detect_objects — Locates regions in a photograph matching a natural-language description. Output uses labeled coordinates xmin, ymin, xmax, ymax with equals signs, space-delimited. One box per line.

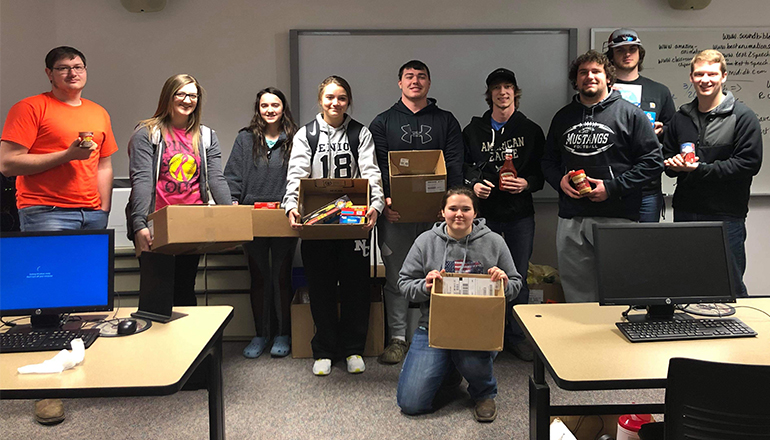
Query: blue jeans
xmin=397 ymin=327 xmax=497 ymax=415
xmin=639 ymin=193 xmax=664 ymax=223
xmin=19 ymin=206 xmax=109 ymax=231
xmin=673 ymin=211 xmax=748 ymax=297
xmin=486 ymin=216 xmax=535 ymax=346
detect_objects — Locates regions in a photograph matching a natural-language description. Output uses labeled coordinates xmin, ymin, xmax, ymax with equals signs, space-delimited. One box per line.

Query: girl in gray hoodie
xmin=396 ymin=187 xmax=522 ymax=423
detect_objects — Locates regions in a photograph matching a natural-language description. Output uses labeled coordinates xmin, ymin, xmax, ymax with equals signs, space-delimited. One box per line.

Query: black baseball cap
xmin=486 ymin=68 xmax=517 ymax=87
xmin=606 ymin=29 xmax=642 ymax=50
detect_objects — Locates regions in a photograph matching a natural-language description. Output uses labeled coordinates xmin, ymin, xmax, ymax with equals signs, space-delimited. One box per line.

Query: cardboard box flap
xmin=309 ymin=179 xmax=359 ymax=189
xmin=432 ymin=272 xmax=504 ymax=297
xmin=389 ymin=150 xmax=447 ymax=176
xmin=299 ymin=178 xmax=369 ymax=214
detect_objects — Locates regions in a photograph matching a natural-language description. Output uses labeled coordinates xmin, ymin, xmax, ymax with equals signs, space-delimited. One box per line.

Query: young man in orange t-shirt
xmin=0 ymin=46 xmax=118 ymax=232
xmin=0 ymin=46 xmax=118 ymax=427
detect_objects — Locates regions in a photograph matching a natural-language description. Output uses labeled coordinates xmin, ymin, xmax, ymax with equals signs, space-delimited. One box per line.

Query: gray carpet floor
xmin=0 ymin=342 xmax=663 ymax=439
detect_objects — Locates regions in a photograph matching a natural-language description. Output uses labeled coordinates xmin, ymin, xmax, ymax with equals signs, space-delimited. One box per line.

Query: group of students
xmin=1 ymin=26 xmax=763 ymax=424
xmin=127 ymin=68 xmax=514 ymax=421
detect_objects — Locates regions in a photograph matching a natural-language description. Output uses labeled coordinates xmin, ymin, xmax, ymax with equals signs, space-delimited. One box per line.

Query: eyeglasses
xmin=174 ymin=92 xmax=199 ymax=101
xmin=52 ymin=65 xmax=86 ymax=74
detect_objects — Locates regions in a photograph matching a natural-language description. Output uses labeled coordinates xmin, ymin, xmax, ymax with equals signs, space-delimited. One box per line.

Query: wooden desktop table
xmin=512 ymin=298 xmax=770 ymax=440
xmin=0 ymin=306 xmax=233 ymax=440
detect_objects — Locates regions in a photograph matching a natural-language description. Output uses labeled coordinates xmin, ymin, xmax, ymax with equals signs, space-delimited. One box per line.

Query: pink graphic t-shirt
xmin=155 ymin=127 xmax=202 ymax=210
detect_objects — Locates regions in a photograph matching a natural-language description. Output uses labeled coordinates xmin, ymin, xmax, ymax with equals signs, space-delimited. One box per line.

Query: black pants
xmin=243 ymin=237 xmax=297 ymax=338
xmin=301 ymin=238 xmax=371 ymax=360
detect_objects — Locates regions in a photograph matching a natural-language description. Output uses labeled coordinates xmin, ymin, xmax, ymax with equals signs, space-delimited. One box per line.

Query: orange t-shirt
xmin=1 ymin=92 xmax=118 ymax=209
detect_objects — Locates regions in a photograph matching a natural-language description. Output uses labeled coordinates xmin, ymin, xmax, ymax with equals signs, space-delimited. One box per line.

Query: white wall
xmin=1 ymin=0 xmax=768 ymax=293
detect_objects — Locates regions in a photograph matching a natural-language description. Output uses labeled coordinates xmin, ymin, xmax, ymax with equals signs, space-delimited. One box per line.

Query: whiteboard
xmin=592 ymin=27 xmax=770 ymax=196
xmin=291 ymin=29 xmax=578 ymax=199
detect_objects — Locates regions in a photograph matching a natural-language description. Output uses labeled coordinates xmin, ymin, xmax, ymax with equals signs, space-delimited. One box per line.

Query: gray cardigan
xmin=126 ymin=124 xmax=231 ymax=236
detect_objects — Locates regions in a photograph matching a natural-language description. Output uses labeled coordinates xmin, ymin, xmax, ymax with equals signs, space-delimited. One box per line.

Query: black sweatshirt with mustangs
xmin=541 ymin=91 xmax=664 ymax=221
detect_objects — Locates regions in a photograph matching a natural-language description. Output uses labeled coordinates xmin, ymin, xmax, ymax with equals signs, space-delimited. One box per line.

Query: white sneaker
xmin=346 ymin=355 xmax=365 ymax=374
xmin=312 ymin=358 xmax=332 ymax=376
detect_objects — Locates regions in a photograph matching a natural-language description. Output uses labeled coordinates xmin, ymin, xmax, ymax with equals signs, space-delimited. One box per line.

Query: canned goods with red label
xmin=680 ymin=142 xmax=696 ymax=164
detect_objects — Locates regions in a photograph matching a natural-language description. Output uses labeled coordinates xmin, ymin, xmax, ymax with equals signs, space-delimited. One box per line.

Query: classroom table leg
xmin=530 ymin=355 xmax=550 ymax=440
xmin=208 ymin=335 xmax=225 ymax=440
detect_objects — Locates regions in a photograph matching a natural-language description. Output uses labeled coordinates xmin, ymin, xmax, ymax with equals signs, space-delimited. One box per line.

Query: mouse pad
xmin=94 ymin=318 xmax=152 ymax=337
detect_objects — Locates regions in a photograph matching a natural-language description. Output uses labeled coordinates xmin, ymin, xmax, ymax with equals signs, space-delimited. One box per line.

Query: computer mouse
xmin=117 ymin=319 xmax=138 ymax=335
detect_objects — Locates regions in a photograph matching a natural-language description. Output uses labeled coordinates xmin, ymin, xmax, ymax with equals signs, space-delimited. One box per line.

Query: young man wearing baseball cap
xmin=605 ymin=28 xmax=675 ymax=222
xmin=462 ymin=68 xmax=545 ymax=360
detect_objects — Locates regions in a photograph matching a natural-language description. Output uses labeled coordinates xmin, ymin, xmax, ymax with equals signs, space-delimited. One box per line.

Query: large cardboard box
xmin=528 ymin=282 xmax=565 ymax=304
xmin=388 ymin=150 xmax=447 ymax=223
xmin=291 ymin=285 xmax=385 ymax=358
xmin=147 ymin=205 xmax=253 ymax=255
xmin=251 ymin=206 xmax=299 ymax=237
xmin=429 ymin=273 xmax=506 ymax=351
xmin=298 ymin=178 xmax=370 ymax=240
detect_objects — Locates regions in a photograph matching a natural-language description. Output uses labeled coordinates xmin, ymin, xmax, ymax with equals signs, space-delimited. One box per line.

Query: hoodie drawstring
xmin=440 ymin=226 xmax=471 ymax=273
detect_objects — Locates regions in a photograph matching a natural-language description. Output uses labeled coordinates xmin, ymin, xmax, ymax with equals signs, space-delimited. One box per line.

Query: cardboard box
xmin=291 ymin=285 xmax=385 ymax=358
xmin=298 ymin=178 xmax=370 ymax=240
xmin=252 ymin=206 xmax=299 ymax=237
xmin=388 ymin=150 xmax=447 ymax=223
xmin=528 ymin=282 xmax=566 ymax=304
xmin=147 ymin=205 xmax=253 ymax=255
xmin=429 ymin=273 xmax=506 ymax=351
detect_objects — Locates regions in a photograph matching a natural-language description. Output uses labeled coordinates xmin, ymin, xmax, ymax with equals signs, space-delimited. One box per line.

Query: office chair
xmin=638 ymin=357 xmax=770 ymax=440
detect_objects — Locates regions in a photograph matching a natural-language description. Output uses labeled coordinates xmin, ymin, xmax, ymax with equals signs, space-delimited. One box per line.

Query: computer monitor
xmin=594 ymin=222 xmax=737 ymax=322
xmin=0 ymin=229 xmax=114 ymax=328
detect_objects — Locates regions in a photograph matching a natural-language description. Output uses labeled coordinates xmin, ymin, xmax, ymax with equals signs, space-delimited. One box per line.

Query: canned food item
xmin=569 ymin=169 xmax=592 ymax=195
xmin=79 ymin=131 xmax=94 ymax=148
xmin=680 ymin=142 xmax=696 ymax=164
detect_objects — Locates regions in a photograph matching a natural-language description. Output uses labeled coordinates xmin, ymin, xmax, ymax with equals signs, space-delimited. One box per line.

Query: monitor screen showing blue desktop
xmin=0 ymin=229 xmax=114 ymax=318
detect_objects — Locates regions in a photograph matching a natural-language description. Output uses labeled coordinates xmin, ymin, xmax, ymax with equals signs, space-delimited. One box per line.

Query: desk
xmin=0 ymin=306 xmax=233 ymax=440
xmin=513 ymin=298 xmax=770 ymax=440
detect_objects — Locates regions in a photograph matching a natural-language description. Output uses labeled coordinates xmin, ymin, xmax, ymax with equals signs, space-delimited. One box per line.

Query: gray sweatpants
xmin=377 ymin=220 xmax=433 ymax=339
xmin=556 ymin=217 xmax=633 ymax=303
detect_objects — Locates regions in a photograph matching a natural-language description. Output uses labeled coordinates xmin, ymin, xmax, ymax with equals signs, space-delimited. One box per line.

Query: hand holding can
xmin=680 ymin=142 xmax=696 ymax=164
xmin=79 ymin=131 xmax=94 ymax=148
xmin=569 ymin=169 xmax=592 ymax=195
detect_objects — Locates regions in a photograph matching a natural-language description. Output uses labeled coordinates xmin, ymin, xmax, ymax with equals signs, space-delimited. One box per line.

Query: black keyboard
xmin=0 ymin=328 xmax=100 ymax=353
xmin=616 ymin=317 xmax=757 ymax=342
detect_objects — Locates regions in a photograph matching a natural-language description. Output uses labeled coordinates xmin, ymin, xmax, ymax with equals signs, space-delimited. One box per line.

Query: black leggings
xmin=242 ymin=237 xmax=297 ymax=338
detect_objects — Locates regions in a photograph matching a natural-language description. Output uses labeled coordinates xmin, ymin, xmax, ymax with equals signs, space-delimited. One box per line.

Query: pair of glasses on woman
xmin=174 ymin=92 xmax=199 ymax=101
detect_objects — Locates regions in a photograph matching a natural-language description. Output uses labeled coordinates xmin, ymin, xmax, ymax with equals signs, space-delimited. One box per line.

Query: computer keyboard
xmin=0 ymin=328 xmax=100 ymax=353
xmin=616 ymin=317 xmax=757 ymax=342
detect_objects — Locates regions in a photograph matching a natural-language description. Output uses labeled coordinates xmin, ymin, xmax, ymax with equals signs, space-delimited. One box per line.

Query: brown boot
xmin=34 ymin=399 xmax=64 ymax=425
xmin=378 ymin=338 xmax=409 ymax=364
xmin=474 ymin=398 xmax=497 ymax=423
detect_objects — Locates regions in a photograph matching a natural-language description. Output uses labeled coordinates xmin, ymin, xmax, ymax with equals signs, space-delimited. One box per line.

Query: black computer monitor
xmin=0 ymin=229 xmax=114 ymax=328
xmin=594 ymin=222 xmax=737 ymax=322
